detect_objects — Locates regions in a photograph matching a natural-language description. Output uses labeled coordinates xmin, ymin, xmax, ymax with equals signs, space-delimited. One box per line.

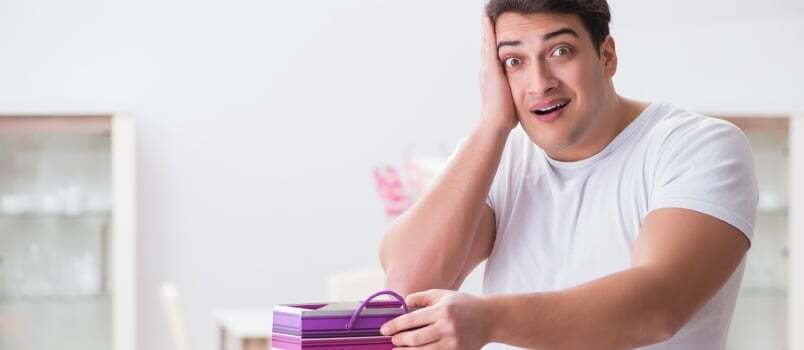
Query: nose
xmin=527 ymin=60 xmax=559 ymax=97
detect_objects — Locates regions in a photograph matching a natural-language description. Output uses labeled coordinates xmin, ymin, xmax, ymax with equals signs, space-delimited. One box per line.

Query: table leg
xmin=242 ymin=337 xmax=269 ymax=350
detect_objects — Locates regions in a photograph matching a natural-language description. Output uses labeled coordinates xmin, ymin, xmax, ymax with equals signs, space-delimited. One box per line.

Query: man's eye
xmin=551 ymin=46 xmax=573 ymax=57
xmin=503 ymin=57 xmax=522 ymax=68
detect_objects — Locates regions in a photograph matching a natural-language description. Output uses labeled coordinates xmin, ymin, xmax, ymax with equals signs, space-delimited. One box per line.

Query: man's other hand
xmin=481 ymin=13 xmax=518 ymax=132
xmin=380 ymin=289 xmax=494 ymax=350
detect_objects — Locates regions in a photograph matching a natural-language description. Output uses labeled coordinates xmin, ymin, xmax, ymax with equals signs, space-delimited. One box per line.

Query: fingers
xmin=381 ymin=305 xmax=437 ymax=336
xmin=391 ymin=323 xmax=441 ymax=347
xmin=482 ymin=12 xmax=497 ymax=62
xmin=481 ymin=13 xmax=487 ymax=62
xmin=393 ymin=339 xmax=450 ymax=350
xmin=406 ymin=289 xmax=445 ymax=308
xmin=480 ymin=9 xmax=486 ymax=52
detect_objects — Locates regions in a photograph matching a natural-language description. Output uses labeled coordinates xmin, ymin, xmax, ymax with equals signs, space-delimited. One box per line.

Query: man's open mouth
xmin=531 ymin=99 xmax=571 ymax=115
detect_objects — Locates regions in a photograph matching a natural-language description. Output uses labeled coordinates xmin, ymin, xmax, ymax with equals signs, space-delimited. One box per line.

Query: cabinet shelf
xmin=0 ymin=115 xmax=111 ymax=135
xmin=756 ymin=206 xmax=789 ymax=216
xmin=0 ymin=212 xmax=111 ymax=221
xmin=739 ymin=287 xmax=787 ymax=298
xmin=0 ymin=294 xmax=110 ymax=303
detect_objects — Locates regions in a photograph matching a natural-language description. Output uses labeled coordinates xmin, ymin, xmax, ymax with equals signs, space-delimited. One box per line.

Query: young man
xmin=378 ymin=1 xmax=757 ymax=349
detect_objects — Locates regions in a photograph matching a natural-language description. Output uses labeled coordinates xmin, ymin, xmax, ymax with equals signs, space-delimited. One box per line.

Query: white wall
xmin=0 ymin=1 xmax=801 ymax=350
xmin=609 ymin=0 xmax=804 ymax=114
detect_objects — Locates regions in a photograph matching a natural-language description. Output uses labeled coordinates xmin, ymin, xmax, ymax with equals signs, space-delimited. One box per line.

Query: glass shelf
xmin=739 ymin=287 xmax=787 ymax=297
xmin=757 ymin=206 xmax=788 ymax=216
xmin=0 ymin=116 xmax=111 ymax=135
xmin=0 ymin=294 xmax=110 ymax=303
xmin=0 ymin=212 xmax=111 ymax=220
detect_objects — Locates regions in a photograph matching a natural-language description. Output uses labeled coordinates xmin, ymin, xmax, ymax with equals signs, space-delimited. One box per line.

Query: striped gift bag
xmin=272 ymin=291 xmax=410 ymax=350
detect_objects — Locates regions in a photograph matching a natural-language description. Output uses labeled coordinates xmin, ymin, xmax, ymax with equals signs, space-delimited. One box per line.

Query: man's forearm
xmin=380 ymin=120 xmax=509 ymax=295
xmin=485 ymin=266 xmax=682 ymax=349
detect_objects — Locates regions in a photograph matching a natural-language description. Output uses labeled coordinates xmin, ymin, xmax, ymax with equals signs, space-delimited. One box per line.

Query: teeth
xmin=536 ymin=101 xmax=568 ymax=113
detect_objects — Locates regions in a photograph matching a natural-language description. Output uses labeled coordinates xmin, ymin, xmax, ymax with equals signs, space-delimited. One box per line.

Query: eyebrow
xmin=496 ymin=28 xmax=580 ymax=52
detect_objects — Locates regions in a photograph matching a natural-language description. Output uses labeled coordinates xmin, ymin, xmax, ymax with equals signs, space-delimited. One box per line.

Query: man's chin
xmin=522 ymin=126 xmax=582 ymax=155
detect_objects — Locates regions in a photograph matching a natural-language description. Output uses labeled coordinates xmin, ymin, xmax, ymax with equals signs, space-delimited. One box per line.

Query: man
xmin=378 ymin=0 xmax=757 ymax=349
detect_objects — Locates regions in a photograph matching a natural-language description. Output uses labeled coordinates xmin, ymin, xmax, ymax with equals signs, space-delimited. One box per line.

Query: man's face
xmin=495 ymin=12 xmax=616 ymax=156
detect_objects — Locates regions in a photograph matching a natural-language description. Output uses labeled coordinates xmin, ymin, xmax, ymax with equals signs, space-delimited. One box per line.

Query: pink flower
xmin=372 ymin=166 xmax=412 ymax=218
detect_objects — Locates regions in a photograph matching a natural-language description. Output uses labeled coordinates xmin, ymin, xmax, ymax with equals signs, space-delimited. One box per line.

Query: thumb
xmin=405 ymin=289 xmax=447 ymax=308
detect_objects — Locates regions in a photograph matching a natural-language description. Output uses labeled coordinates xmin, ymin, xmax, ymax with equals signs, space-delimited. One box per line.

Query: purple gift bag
xmin=272 ymin=290 xmax=409 ymax=350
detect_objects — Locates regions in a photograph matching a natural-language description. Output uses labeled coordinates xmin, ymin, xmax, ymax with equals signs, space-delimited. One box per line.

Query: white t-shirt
xmin=452 ymin=102 xmax=758 ymax=349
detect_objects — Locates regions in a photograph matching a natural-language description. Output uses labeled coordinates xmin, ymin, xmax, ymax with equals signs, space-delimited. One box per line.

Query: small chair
xmin=160 ymin=282 xmax=191 ymax=350
xmin=326 ymin=267 xmax=387 ymax=301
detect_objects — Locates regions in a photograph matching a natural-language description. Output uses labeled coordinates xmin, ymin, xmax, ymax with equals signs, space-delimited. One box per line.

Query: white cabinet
xmin=0 ymin=115 xmax=136 ymax=350
xmin=720 ymin=115 xmax=803 ymax=350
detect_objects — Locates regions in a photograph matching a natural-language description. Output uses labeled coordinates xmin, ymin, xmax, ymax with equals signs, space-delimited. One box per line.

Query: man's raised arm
xmin=379 ymin=14 xmax=518 ymax=296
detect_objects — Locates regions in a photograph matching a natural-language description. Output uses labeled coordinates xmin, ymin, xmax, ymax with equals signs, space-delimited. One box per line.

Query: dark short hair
xmin=485 ymin=0 xmax=611 ymax=54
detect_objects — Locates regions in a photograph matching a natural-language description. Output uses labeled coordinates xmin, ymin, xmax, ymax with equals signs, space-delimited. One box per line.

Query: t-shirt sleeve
xmin=650 ymin=118 xmax=759 ymax=242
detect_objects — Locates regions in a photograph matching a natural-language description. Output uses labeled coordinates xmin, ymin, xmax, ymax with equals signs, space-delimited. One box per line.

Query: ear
xmin=600 ymin=36 xmax=618 ymax=78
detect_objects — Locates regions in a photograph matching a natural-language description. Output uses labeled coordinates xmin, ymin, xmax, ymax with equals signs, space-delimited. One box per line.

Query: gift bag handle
xmin=346 ymin=290 xmax=409 ymax=330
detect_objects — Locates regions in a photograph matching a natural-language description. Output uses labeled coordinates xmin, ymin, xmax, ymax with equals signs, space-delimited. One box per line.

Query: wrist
xmin=475 ymin=117 xmax=513 ymax=141
xmin=478 ymin=294 xmax=508 ymax=344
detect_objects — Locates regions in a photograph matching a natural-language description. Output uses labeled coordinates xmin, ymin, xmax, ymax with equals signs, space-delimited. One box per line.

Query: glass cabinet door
xmin=0 ymin=115 xmax=135 ymax=350
xmin=722 ymin=116 xmax=790 ymax=350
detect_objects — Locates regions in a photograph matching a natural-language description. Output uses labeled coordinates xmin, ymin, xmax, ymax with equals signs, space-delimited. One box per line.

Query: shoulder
xmin=644 ymin=103 xmax=751 ymax=160
xmin=643 ymin=103 xmax=759 ymax=239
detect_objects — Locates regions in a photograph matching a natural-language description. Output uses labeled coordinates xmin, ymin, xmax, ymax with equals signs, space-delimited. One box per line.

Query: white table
xmin=214 ymin=308 xmax=273 ymax=350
